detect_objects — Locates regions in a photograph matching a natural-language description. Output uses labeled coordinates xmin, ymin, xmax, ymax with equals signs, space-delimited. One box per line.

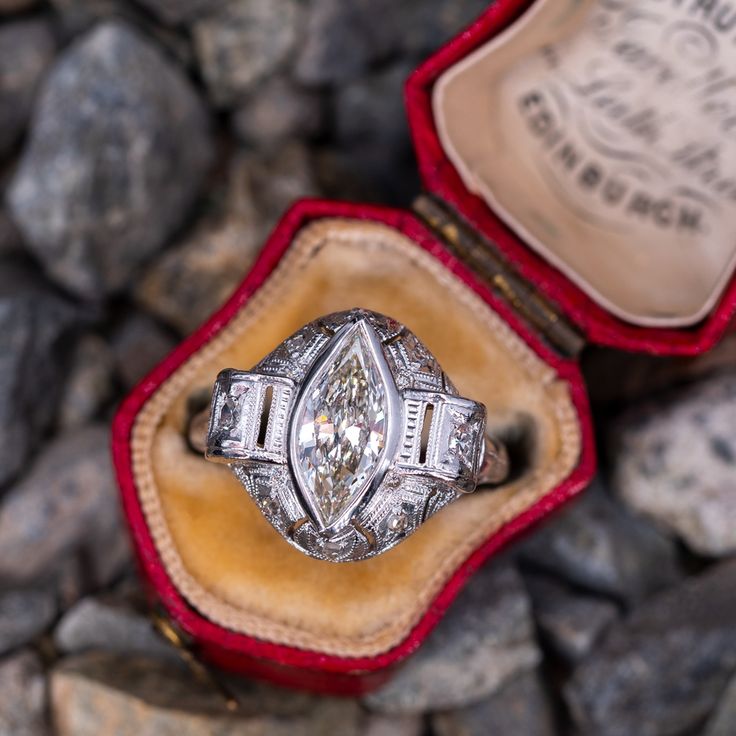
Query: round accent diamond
xmin=387 ymin=510 xmax=408 ymax=533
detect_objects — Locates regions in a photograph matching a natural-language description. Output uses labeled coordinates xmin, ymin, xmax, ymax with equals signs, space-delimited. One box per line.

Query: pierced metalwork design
xmin=205 ymin=308 xmax=508 ymax=562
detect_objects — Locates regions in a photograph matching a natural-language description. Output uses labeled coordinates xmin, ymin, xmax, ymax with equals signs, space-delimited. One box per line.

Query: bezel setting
xmin=288 ymin=319 xmax=402 ymax=534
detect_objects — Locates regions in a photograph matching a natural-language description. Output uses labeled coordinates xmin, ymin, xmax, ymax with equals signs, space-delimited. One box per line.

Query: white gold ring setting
xmin=205 ymin=308 xmax=508 ymax=562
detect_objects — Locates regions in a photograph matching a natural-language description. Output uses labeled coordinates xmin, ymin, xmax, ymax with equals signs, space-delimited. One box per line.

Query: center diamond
xmin=292 ymin=322 xmax=389 ymax=529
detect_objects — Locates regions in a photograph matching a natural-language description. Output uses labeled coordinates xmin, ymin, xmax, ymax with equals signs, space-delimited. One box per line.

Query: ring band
xmin=205 ymin=308 xmax=508 ymax=562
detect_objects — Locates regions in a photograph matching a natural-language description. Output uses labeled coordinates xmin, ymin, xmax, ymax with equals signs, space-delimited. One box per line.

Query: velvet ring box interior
xmin=113 ymin=0 xmax=736 ymax=695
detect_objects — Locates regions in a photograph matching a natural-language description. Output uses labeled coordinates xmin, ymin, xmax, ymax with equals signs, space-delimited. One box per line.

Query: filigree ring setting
xmin=204 ymin=308 xmax=509 ymax=562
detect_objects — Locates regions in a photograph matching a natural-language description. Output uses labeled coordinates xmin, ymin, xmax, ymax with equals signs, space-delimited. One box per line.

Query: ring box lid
xmin=407 ymin=0 xmax=736 ymax=355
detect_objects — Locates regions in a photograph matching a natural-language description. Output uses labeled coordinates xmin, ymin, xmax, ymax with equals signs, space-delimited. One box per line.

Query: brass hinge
xmin=412 ymin=194 xmax=585 ymax=358
xmin=150 ymin=610 xmax=240 ymax=712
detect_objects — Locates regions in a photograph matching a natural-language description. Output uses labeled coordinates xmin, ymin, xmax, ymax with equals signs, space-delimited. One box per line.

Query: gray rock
xmin=136 ymin=0 xmax=229 ymax=25
xmin=133 ymin=150 xmax=258 ymax=335
xmin=215 ymin=672 xmax=324 ymax=719
xmin=0 ymin=425 xmax=130 ymax=589
xmin=110 ymin=312 xmax=176 ymax=389
xmin=0 ymin=263 xmax=80 ymax=488
xmin=51 ymin=556 xmax=100 ymax=615
xmin=565 ymin=559 xmax=736 ymax=736
xmin=134 ymin=210 xmax=258 ymax=336
xmin=242 ymin=142 xmax=318 ymax=236
xmin=526 ymin=573 xmax=619 ymax=664
xmin=135 ymin=143 xmax=318 ymax=335
xmin=193 ymin=0 xmax=300 ymax=107
xmin=332 ymin=61 xmax=419 ymax=203
xmin=313 ymin=148 xmax=386 ymax=204
xmin=0 ymin=210 xmax=22 ymax=255
xmin=361 ymin=714 xmax=423 ymax=736
xmin=49 ymin=0 xmax=193 ymax=66
xmin=613 ymin=372 xmax=736 ymax=557
xmin=364 ymin=562 xmax=540 ymax=714
xmin=517 ymin=479 xmax=682 ymax=604
xmin=397 ymin=0 xmax=491 ymax=57
xmin=0 ymin=18 xmax=55 ymax=159
xmin=703 ymin=672 xmax=736 ymax=736
xmin=0 ymin=587 xmax=56 ymax=655
xmin=0 ymin=0 xmax=37 ymax=12
xmin=54 ymin=596 xmax=178 ymax=664
xmin=49 ymin=0 xmax=122 ymax=31
xmin=336 ymin=62 xmax=413 ymax=150
xmin=58 ymin=334 xmax=115 ymax=429
xmin=234 ymin=142 xmax=319 ymax=241
xmin=294 ymin=0 xmax=401 ymax=86
xmin=432 ymin=671 xmax=557 ymax=736
xmin=8 ymin=21 xmax=212 ymax=300
xmin=0 ymin=650 xmax=48 ymax=736
xmin=231 ymin=77 xmax=323 ymax=146
xmin=49 ymin=0 xmax=123 ymax=34
xmin=582 ymin=334 xmax=736 ymax=407
xmin=51 ymin=652 xmax=363 ymax=736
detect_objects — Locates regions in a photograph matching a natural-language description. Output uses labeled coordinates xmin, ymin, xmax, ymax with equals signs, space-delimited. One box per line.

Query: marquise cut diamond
xmin=293 ymin=323 xmax=389 ymax=528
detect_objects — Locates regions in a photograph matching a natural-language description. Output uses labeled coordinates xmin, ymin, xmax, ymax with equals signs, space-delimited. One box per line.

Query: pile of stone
xmin=1 ymin=1 xmax=735 ymax=734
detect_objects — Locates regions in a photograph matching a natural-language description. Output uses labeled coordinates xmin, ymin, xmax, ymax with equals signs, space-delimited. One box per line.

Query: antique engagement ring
xmin=205 ymin=309 xmax=508 ymax=562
